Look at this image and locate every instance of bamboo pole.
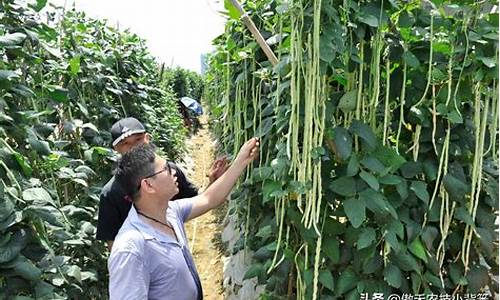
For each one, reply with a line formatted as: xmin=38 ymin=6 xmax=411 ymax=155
xmin=229 ymin=0 xmax=279 ymax=66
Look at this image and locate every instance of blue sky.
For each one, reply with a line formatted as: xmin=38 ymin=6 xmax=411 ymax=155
xmin=49 ymin=0 xmax=226 ymax=73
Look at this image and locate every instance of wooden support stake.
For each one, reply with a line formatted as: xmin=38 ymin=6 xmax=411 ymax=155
xmin=229 ymin=0 xmax=279 ymax=66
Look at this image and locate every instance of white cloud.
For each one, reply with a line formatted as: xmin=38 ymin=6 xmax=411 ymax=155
xmin=49 ymin=0 xmax=226 ymax=73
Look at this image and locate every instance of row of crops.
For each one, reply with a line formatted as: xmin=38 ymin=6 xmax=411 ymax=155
xmin=0 ymin=0 xmax=204 ymax=298
xmin=206 ymin=0 xmax=498 ymax=298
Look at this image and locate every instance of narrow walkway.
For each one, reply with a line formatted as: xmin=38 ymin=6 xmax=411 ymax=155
xmin=184 ymin=115 xmax=225 ymax=299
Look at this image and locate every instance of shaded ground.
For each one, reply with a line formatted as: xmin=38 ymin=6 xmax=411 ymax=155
xmin=184 ymin=114 xmax=225 ymax=300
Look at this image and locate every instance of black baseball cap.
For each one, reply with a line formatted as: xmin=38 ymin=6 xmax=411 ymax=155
xmin=110 ymin=117 xmax=146 ymax=147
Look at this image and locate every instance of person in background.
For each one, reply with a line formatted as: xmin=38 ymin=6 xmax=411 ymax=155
xmin=96 ymin=117 xmax=228 ymax=250
xmin=108 ymin=138 xmax=259 ymax=300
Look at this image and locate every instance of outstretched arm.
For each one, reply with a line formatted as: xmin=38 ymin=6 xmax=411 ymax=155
xmin=187 ymin=138 xmax=259 ymax=220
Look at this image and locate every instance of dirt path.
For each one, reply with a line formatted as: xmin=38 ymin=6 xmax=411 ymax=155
xmin=184 ymin=115 xmax=225 ymax=300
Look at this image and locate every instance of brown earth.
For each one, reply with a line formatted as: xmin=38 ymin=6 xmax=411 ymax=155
xmin=184 ymin=115 xmax=225 ymax=300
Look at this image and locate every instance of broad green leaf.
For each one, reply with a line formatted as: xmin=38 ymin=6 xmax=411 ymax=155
xmin=319 ymin=270 xmax=335 ymax=291
xmin=0 ymin=33 xmax=26 ymax=47
xmin=409 ymin=237 xmax=428 ymax=263
xmin=262 ymin=180 xmax=282 ymax=203
xmin=349 ymin=120 xmax=377 ymax=150
xmin=243 ymin=263 xmax=264 ymax=280
xmin=359 ymin=171 xmax=379 ymax=191
xmin=393 ymin=251 xmax=420 ymax=273
xmin=331 ymin=127 xmax=352 ymax=161
xmin=403 ymin=51 xmax=420 ymax=68
xmin=24 ymin=205 xmax=64 ymax=227
xmin=256 ymin=225 xmax=272 ymax=239
xmin=465 ymin=265 xmax=489 ymax=291
xmin=31 ymin=0 xmax=48 ymax=11
xmin=454 ymin=207 xmax=475 ymax=226
xmin=224 ymin=0 xmax=242 ymax=20
xmin=335 ymin=269 xmax=357 ymax=295
xmin=443 ymin=174 xmax=468 ymax=202
xmin=360 ymin=156 xmax=386 ymax=175
xmin=410 ymin=181 xmax=429 ymax=205
xmin=12 ymin=152 xmax=32 ymax=177
xmin=22 ymin=188 xmax=54 ymax=206
xmin=421 ymin=226 xmax=438 ymax=250
xmin=372 ymin=145 xmax=406 ymax=173
xmin=379 ymin=174 xmax=402 ymax=185
xmin=479 ymin=57 xmax=496 ymax=68
xmin=66 ymin=265 xmax=82 ymax=282
xmin=400 ymin=161 xmax=423 ymax=178
xmin=0 ymin=229 xmax=28 ymax=263
xmin=323 ymin=238 xmax=340 ymax=263
xmin=357 ymin=227 xmax=376 ymax=250
xmin=384 ymin=264 xmax=402 ymax=288
xmin=10 ymin=255 xmax=42 ymax=281
xmin=360 ymin=188 xmax=398 ymax=219
xmin=0 ymin=197 xmax=14 ymax=221
xmin=338 ymin=90 xmax=357 ymax=112
xmin=329 ymin=177 xmax=356 ymax=197
xmin=346 ymin=154 xmax=359 ymax=177
xmin=343 ymin=197 xmax=365 ymax=228
xmin=69 ymin=56 xmax=81 ymax=76
xmin=319 ymin=35 xmax=335 ymax=63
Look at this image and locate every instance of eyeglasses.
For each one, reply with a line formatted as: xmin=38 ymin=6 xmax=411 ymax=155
xmin=137 ymin=162 xmax=172 ymax=191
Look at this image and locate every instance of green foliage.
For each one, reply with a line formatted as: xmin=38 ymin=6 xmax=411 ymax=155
xmin=0 ymin=0 xmax=187 ymax=298
xmin=206 ymin=0 xmax=499 ymax=298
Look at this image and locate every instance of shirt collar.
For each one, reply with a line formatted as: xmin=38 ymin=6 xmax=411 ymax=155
xmin=127 ymin=205 xmax=177 ymax=244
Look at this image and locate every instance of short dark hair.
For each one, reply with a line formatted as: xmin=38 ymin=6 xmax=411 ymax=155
xmin=114 ymin=143 xmax=156 ymax=201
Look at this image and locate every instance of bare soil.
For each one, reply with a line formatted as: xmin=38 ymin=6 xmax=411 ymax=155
xmin=184 ymin=115 xmax=225 ymax=300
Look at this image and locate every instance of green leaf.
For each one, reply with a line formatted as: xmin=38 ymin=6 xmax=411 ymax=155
xmin=479 ymin=57 xmax=496 ymax=68
xmin=349 ymin=120 xmax=377 ymax=150
xmin=319 ymin=270 xmax=335 ymax=291
xmin=47 ymin=85 xmax=69 ymax=103
xmin=10 ymin=255 xmax=42 ymax=281
xmin=403 ymin=51 xmax=420 ymax=68
xmin=224 ymin=0 xmax=242 ymax=20
xmin=66 ymin=265 xmax=82 ymax=282
xmin=256 ymin=225 xmax=272 ymax=239
xmin=410 ymin=181 xmax=429 ymax=205
xmin=69 ymin=56 xmax=81 ymax=76
xmin=331 ymin=127 xmax=352 ymax=160
xmin=262 ymin=180 xmax=282 ymax=203
xmin=243 ymin=263 xmax=264 ymax=280
xmin=0 ymin=33 xmax=26 ymax=47
xmin=24 ymin=206 xmax=64 ymax=227
xmin=454 ymin=207 xmax=475 ymax=226
xmin=357 ymin=227 xmax=376 ymax=250
xmin=384 ymin=264 xmax=402 ymax=288
xmin=31 ymin=0 xmax=48 ymax=11
xmin=409 ymin=237 xmax=428 ymax=263
xmin=393 ymin=251 xmax=420 ymax=273
xmin=0 ymin=70 xmax=20 ymax=82
xmin=0 ymin=229 xmax=28 ymax=263
xmin=343 ymin=197 xmax=365 ymax=228
xmin=319 ymin=35 xmax=335 ymax=63
xmin=443 ymin=174 xmax=468 ymax=202
xmin=379 ymin=174 xmax=402 ymax=185
xmin=323 ymin=238 xmax=340 ymax=263
xmin=335 ymin=269 xmax=357 ymax=295
xmin=0 ymin=197 xmax=15 ymax=221
xmin=22 ymin=188 xmax=55 ymax=206
xmin=338 ymin=90 xmax=357 ymax=112
xmin=12 ymin=152 xmax=32 ymax=177
xmin=465 ymin=265 xmax=489 ymax=292
xmin=329 ymin=177 xmax=356 ymax=197
xmin=346 ymin=154 xmax=359 ymax=177
xmin=372 ymin=144 xmax=406 ymax=172
xmin=360 ymin=156 xmax=386 ymax=175
xmin=359 ymin=171 xmax=379 ymax=191
xmin=360 ymin=188 xmax=398 ymax=219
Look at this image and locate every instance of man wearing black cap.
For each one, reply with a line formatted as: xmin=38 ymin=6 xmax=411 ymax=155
xmin=96 ymin=117 xmax=228 ymax=250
